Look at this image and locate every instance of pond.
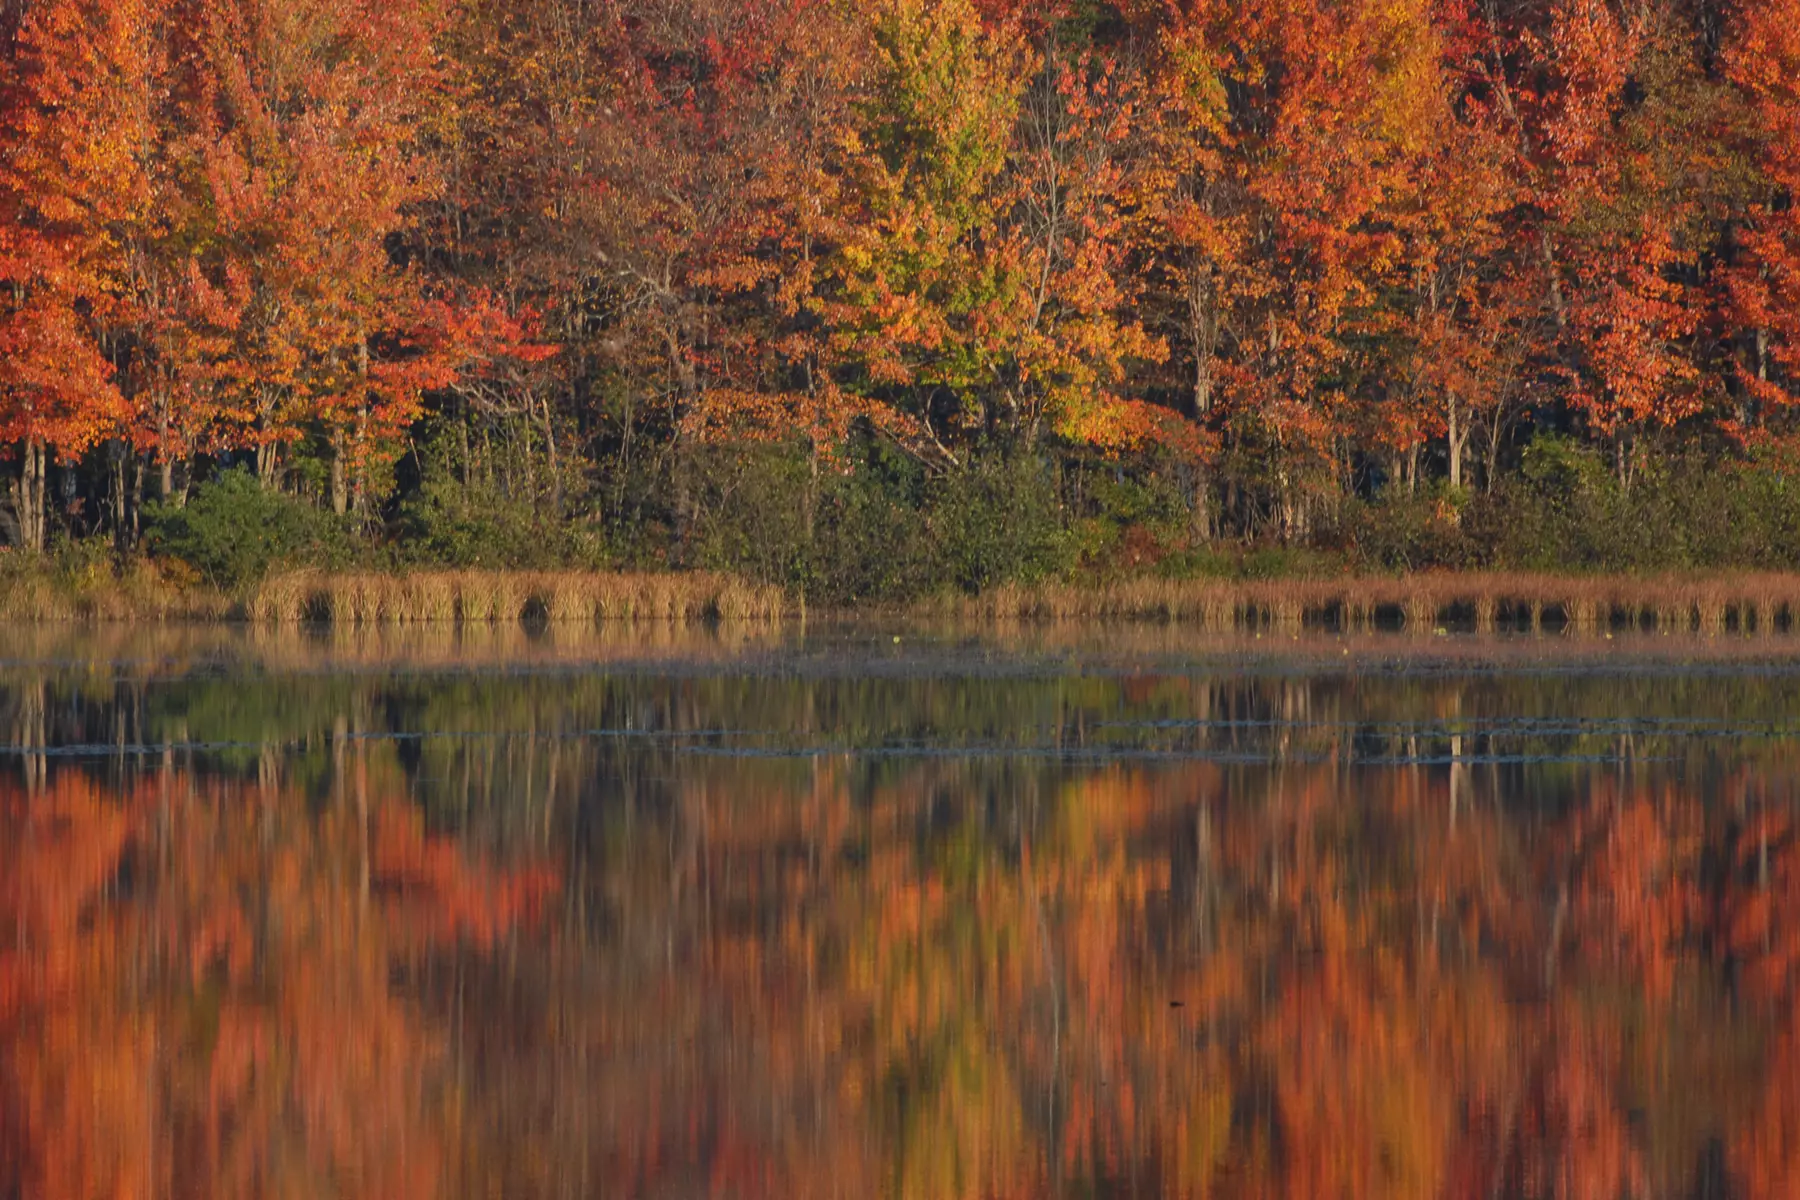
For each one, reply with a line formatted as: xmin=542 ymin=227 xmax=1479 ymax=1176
xmin=2 ymin=623 xmax=1797 ymax=1199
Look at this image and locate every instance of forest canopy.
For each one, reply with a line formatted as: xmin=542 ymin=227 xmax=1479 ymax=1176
xmin=3 ymin=0 xmax=1800 ymax=594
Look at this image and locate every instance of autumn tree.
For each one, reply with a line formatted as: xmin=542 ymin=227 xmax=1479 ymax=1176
xmin=0 ymin=0 xmax=151 ymax=548
xmin=167 ymin=0 xmax=451 ymax=512
xmin=1723 ymin=0 xmax=1800 ymax=438
xmin=1134 ymin=0 xmax=1474 ymax=533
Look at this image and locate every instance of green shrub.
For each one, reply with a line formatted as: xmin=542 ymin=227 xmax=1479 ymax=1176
xmin=926 ymin=453 xmax=1074 ymax=594
xmin=1439 ymin=438 xmax=1800 ymax=574
xmin=145 ymin=469 xmax=352 ymax=591
xmin=808 ymin=441 xmax=936 ymax=603
xmin=394 ymin=419 xmax=602 ymax=569
xmin=684 ymin=443 xmax=821 ymax=590
xmin=396 ymin=475 xmax=603 ymax=570
xmin=1346 ymin=485 xmax=1485 ymax=573
xmin=679 ymin=439 xmax=1075 ymax=602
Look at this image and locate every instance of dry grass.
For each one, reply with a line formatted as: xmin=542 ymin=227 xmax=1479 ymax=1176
xmin=246 ymin=569 xmax=787 ymax=625
xmin=0 ymin=553 xmax=232 ymax=622
xmin=954 ymin=571 xmax=1800 ymax=636
xmin=9 ymin=555 xmax=1800 ymax=637
xmin=0 ymin=554 xmax=785 ymax=626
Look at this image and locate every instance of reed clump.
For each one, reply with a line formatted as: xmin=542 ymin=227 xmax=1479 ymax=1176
xmin=11 ymin=553 xmax=1800 ymax=638
xmin=959 ymin=571 xmax=1800 ymax=637
xmin=247 ymin=569 xmax=786 ymax=625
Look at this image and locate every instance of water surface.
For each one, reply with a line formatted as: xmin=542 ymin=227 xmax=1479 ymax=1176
xmin=3 ymin=624 xmax=1798 ymax=1198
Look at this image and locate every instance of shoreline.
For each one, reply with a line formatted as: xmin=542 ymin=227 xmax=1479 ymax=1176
xmin=9 ymin=564 xmax=1800 ymax=636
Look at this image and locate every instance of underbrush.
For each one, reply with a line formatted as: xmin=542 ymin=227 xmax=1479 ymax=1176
xmin=10 ymin=432 xmax=1800 ymax=625
xmin=1342 ymin=440 xmax=1800 ymax=575
xmin=679 ymin=441 xmax=1075 ymax=604
xmin=0 ymin=539 xmax=230 ymax=621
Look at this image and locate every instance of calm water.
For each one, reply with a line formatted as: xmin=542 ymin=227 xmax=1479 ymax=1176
xmin=3 ymin=624 xmax=1799 ymax=1199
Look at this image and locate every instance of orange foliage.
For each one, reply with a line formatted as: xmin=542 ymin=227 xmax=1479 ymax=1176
xmin=9 ymin=0 xmax=1800 ymax=532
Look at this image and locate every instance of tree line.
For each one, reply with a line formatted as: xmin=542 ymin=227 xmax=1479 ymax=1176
xmin=3 ymin=0 xmax=1799 ymax=582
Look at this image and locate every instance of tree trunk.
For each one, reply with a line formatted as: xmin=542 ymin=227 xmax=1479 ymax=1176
xmin=1447 ymin=397 xmax=1466 ymax=491
xmin=256 ymin=440 xmax=280 ymax=487
xmin=805 ymin=436 xmax=819 ymax=544
xmin=158 ymin=449 xmax=188 ymax=507
xmin=1190 ymin=464 xmax=1215 ymax=543
xmin=539 ymin=392 xmax=562 ymax=515
xmin=350 ymin=413 xmax=368 ymax=518
xmin=330 ymin=432 xmax=348 ymax=516
xmin=1541 ymin=233 xmax=1567 ymax=330
xmin=153 ymin=408 xmax=184 ymax=506
xmin=13 ymin=438 xmax=47 ymax=552
xmin=1277 ymin=462 xmax=1297 ymax=542
xmin=130 ymin=457 xmax=144 ymax=540
xmin=111 ymin=443 xmax=130 ymax=552
xmin=1484 ymin=422 xmax=1503 ymax=495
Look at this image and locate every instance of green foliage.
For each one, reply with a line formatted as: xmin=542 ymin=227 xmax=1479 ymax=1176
xmin=1519 ymin=434 xmax=1612 ymax=495
xmin=684 ymin=439 xmax=1073 ymax=603
xmin=394 ymin=421 xmax=605 ymax=570
xmin=683 ymin=444 xmax=824 ymax=591
xmin=46 ymin=533 xmax=116 ymax=592
xmin=396 ymin=476 xmax=603 ymax=570
xmin=1345 ymin=485 xmax=1484 ymax=573
xmin=1154 ymin=543 xmax=1347 ymax=581
xmin=144 ymin=469 xmax=353 ymax=591
xmin=929 ymin=454 xmax=1073 ymax=593
xmin=1062 ymin=460 xmax=1192 ymax=575
xmin=808 ymin=441 xmax=938 ymax=603
xmin=1339 ymin=436 xmax=1800 ymax=575
xmin=109 ymin=428 xmax=1800 ymax=602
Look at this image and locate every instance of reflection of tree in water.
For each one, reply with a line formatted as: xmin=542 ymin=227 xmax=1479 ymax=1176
xmin=0 ymin=762 xmax=555 ymax=1200
xmin=7 ymin=658 xmax=1800 ymax=1197
xmin=471 ymin=755 xmax=1800 ymax=1200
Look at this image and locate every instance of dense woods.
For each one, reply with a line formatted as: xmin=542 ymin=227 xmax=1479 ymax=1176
xmin=6 ymin=0 xmax=1800 ymax=593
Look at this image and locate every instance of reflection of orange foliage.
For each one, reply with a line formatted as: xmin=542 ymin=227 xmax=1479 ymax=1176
xmin=1268 ymin=968 xmax=1451 ymax=1200
xmin=1736 ymin=1015 xmax=1800 ymax=1200
xmin=1564 ymin=783 xmax=1705 ymax=1002
xmin=374 ymin=805 xmax=559 ymax=949
xmin=0 ymin=770 xmax=557 ymax=1200
xmin=13 ymin=752 xmax=1798 ymax=1199
xmin=0 ymin=775 xmax=154 ymax=1200
xmin=1504 ymin=1018 xmax=1647 ymax=1200
xmin=1719 ymin=806 xmax=1800 ymax=1200
xmin=552 ymin=759 xmax=1799 ymax=1200
xmin=1719 ymin=808 xmax=1800 ymax=1007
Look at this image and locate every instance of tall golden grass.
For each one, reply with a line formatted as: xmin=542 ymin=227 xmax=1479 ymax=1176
xmin=0 ymin=553 xmax=232 ymax=622
xmin=246 ymin=569 xmax=786 ymax=625
xmin=956 ymin=572 xmax=1800 ymax=635
xmin=9 ymin=555 xmax=1800 ymax=636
